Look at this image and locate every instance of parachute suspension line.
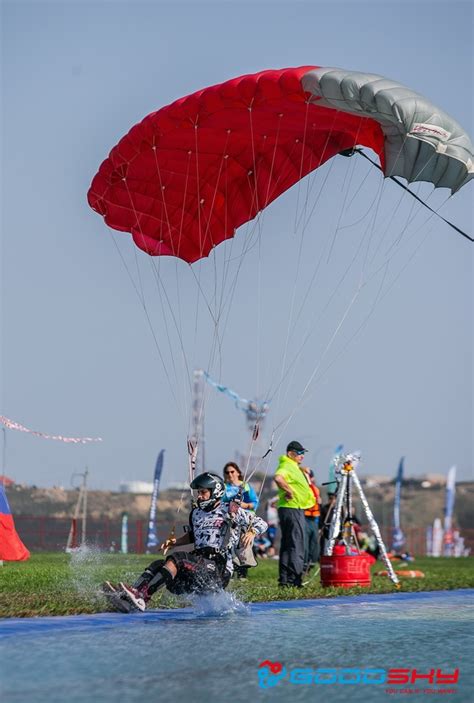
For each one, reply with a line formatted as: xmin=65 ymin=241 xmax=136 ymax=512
xmin=263 ymin=113 xmax=284 ymax=208
xmin=267 ymin=223 xmax=369 ymax=407
xmin=216 ymin=120 xmax=290 ymax=340
xmin=189 ymin=138 xmax=234 ymax=407
xmin=246 ymin=104 xmax=270 ymax=450
xmin=325 ymin=118 xmax=369 ymax=265
xmin=384 ymin=166 xmax=453 ymax=256
xmin=149 ymin=260 xmax=193 ymax=398
xmin=266 ymin=162 xmax=385 ymax=421
xmin=286 ymin=114 xmax=354 ymax=338
xmin=196 ymin=134 xmax=235 ymax=391
xmin=355 ymin=149 xmax=474 ymax=243
xmin=272 ymin=281 xmax=365 ymax=445
xmin=192 ymin=133 xmax=233 ymax=377
xmin=151 ymin=146 xmax=218 ymax=436
xmin=291 ymin=162 xmax=347 ymax=330
xmin=376 ymin=181 xmax=426 ymax=262
xmin=363 ymin=134 xmax=438 ymax=264
xmin=106 ymin=229 xmax=186 ymax=428
xmin=204 ymin=110 xmax=283 ymax=478
xmin=151 ymin=139 xmax=175 ymax=257
xmin=198 ymin=112 xmax=287 ymax=471
xmin=248 ymin=101 xmax=260 ymax=216
xmin=295 ymin=108 xmax=340 ymax=234
xmin=274 ymin=217 xmax=431 ymax=454
xmin=271 ymin=180 xmax=439 ymax=434
xmin=177 ymin=150 xmax=193 ymax=257
xmin=170 ymin=150 xmax=194 ymax=428
xmin=271 ymin=113 xmax=330 ymax=424
xmin=200 ymin=109 xmax=273 ymax=480
xmin=366 ymin=148 xmax=449 ymax=266
xmin=368 ymin=184 xmax=415 ymax=265
xmin=146 ymin=151 xmax=195 ymax=426
xmin=267 ymin=118 xmax=368 ymax=415
xmin=186 ymin=134 xmax=258 ymax=453
xmin=293 ymin=100 xmax=311 ymax=233
xmin=376 ymin=227 xmax=434 ymax=306
xmin=289 ymin=260 xmax=391 ymax=419
xmin=194 ymin=119 xmax=204 ymax=260
xmin=243 ymin=431 xmax=275 ymax=492
xmin=359 ymin=174 xmax=388 ymax=283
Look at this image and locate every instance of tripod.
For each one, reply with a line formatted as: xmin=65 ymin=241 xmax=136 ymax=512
xmin=325 ymin=453 xmax=399 ymax=586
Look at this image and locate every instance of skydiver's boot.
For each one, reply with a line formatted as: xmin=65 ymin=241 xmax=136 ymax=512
xmin=120 ymin=560 xmax=173 ymax=611
xmin=102 ymin=581 xmax=133 ymax=613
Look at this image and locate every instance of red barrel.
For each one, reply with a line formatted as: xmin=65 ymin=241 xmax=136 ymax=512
xmin=320 ymin=554 xmax=372 ymax=588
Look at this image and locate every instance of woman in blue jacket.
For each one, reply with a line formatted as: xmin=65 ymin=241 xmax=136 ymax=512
xmin=222 ymin=462 xmax=259 ymax=579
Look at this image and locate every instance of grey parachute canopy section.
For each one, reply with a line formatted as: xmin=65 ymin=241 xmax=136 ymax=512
xmin=302 ymin=67 xmax=474 ymax=193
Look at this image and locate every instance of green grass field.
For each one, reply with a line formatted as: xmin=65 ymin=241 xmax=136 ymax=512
xmin=1 ymin=552 xmax=473 ymax=618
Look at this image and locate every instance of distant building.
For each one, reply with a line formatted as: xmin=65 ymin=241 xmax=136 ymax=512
xmin=119 ymin=481 xmax=154 ymax=494
xmin=419 ymin=474 xmax=446 ymax=486
xmin=167 ymin=482 xmax=189 ymax=491
xmin=363 ymin=475 xmax=392 ymax=488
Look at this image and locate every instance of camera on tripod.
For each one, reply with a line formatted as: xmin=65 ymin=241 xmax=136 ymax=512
xmin=324 ymin=451 xmax=399 ymax=586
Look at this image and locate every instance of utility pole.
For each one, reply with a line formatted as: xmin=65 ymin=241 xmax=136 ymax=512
xmin=0 ymin=429 xmax=4 ymax=567
xmin=1 ymin=427 xmax=6 ymax=480
xmin=191 ymin=369 xmax=205 ymax=473
xmin=66 ymin=468 xmax=89 ymax=550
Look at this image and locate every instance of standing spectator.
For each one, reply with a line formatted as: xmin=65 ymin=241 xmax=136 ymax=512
xmin=222 ymin=461 xmax=259 ymax=579
xmin=319 ymin=492 xmax=337 ymax=557
xmin=265 ymin=496 xmax=279 ymax=558
xmin=222 ymin=462 xmax=259 ymax=511
xmin=302 ymin=469 xmax=321 ymax=572
xmin=273 ymin=441 xmax=315 ymax=588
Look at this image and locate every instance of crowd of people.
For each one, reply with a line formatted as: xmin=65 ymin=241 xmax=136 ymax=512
xmin=103 ymin=440 xmax=352 ymax=612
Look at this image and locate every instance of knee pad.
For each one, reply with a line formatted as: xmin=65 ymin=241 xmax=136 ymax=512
xmin=133 ymin=559 xmax=166 ymax=591
xmin=146 ymin=564 xmax=174 ymax=596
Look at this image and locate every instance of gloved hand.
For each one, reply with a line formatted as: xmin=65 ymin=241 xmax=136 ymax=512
xmin=160 ymin=537 xmax=176 ymax=555
xmin=228 ymin=500 xmax=240 ymax=517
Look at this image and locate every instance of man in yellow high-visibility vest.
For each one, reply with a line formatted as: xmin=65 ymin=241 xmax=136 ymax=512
xmin=273 ymin=441 xmax=315 ymax=587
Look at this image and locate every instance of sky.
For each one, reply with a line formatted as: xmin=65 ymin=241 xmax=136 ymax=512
xmin=1 ymin=0 xmax=473 ymax=490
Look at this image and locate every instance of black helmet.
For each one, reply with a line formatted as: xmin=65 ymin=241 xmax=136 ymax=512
xmin=190 ymin=472 xmax=225 ymax=511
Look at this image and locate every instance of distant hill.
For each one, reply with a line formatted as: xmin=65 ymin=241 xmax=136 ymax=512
xmin=5 ymin=478 xmax=474 ymax=530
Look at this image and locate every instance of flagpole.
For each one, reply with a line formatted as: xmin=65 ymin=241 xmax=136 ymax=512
xmin=1 ymin=429 xmax=6 ymax=565
xmin=1 ymin=427 xmax=6 ymax=481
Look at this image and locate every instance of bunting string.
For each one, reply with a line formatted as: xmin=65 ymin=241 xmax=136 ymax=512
xmin=0 ymin=416 xmax=102 ymax=444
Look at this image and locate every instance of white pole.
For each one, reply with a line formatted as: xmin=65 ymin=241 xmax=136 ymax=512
xmin=81 ymin=468 xmax=88 ymax=546
xmin=351 ymin=470 xmax=399 ymax=586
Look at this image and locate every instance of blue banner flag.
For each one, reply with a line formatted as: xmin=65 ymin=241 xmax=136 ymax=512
xmin=391 ymin=457 xmax=405 ymax=552
xmin=146 ymin=450 xmax=165 ymax=550
xmin=443 ymin=466 xmax=456 ymax=556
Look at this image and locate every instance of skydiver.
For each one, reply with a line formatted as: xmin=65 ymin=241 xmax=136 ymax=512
xmin=103 ymin=472 xmax=268 ymax=612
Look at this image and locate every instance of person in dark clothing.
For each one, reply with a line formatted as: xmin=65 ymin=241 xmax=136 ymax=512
xmin=273 ymin=441 xmax=315 ymax=588
xmin=303 ymin=469 xmax=321 ymax=571
xmin=319 ymin=492 xmax=337 ymax=557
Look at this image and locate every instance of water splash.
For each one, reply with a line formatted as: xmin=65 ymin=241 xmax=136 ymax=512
xmin=67 ymin=544 xmax=106 ymax=601
xmin=189 ymin=589 xmax=251 ymax=618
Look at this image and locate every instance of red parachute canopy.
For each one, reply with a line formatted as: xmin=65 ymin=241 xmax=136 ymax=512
xmin=88 ymin=66 xmax=473 ymax=263
xmin=88 ymin=67 xmax=385 ymax=263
